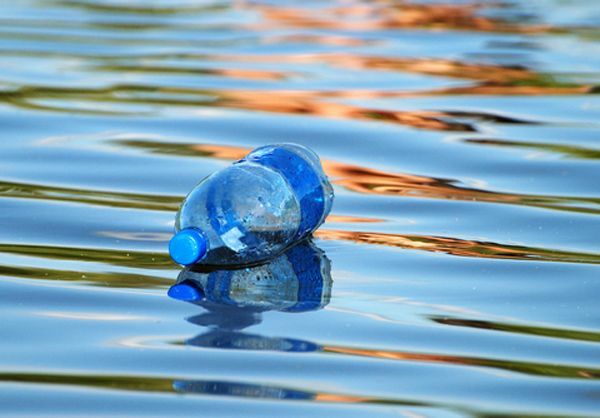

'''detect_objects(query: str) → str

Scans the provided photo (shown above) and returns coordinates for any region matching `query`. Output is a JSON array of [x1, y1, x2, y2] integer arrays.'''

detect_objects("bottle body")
[[171, 144, 334, 266]]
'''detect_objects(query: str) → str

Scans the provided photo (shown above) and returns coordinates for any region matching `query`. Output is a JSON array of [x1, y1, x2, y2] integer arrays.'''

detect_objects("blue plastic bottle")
[[169, 144, 334, 266]]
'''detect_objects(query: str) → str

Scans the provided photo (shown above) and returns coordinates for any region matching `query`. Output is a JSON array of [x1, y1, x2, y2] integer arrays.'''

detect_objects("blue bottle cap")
[[168, 281, 204, 302], [169, 228, 208, 266]]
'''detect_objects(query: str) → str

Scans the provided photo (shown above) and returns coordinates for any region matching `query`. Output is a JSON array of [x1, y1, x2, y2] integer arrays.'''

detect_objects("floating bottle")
[[169, 143, 334, 266]]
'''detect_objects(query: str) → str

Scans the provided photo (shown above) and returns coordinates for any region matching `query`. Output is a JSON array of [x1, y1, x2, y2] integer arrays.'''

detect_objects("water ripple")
[[1, 1, 600, 417]]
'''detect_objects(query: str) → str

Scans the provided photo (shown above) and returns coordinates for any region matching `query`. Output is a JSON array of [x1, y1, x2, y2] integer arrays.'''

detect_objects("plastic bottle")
[[169, 143, 334, 266]]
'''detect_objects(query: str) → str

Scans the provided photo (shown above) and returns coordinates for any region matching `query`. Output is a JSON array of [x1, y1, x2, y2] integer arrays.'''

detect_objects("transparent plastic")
[[171, 143, 334, 266]]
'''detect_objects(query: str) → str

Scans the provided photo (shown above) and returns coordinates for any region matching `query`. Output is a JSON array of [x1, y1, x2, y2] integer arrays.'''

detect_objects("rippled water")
[[1, 1, 600, 417]]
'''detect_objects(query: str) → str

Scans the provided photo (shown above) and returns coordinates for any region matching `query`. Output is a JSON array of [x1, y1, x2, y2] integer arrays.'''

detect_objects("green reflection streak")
[[0, 180, 181, 212], [465, 139, 600, 160], [0, 84, 218, 116], [0, 371, 593, 417], [116, 140, 216, 158], [0, 18, 235, 33], [0, 244, 175, 270], [0, 264, 170, 289], [91, 64, 289, 80], [0, 29, 247, 48], [0, 372, 427, 407], [324, 345, 600, 380], [506, 73, 586, 89], [57, 0, 229, 15], [474, 358, 600, 379], [0, 372, 174, 392], [93, 64, 233, 76], [430, 316, 600, 343]]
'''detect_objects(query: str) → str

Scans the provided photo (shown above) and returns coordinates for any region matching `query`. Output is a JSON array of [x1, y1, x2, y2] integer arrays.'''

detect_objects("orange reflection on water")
[[324, 54, 536, 84], [213, 68, 289, 81], [203, 52, 593, 96], [322, 159, 600, 215], [315, 229, 599, 264], [320, 55, 594, 96], [327, 214, 384, 224], [252, 1, 551, 33], [314, 393, 373, 403], [323, 160, 482, 200], [191, 144, 248, 160], [325, 345, 466, 365], [265, 33, 373, 47], [215, 89, 475, 131]]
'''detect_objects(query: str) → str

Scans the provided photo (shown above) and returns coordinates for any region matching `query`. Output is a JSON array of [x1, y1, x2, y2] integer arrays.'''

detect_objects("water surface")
[[1, 1, 600, 417]]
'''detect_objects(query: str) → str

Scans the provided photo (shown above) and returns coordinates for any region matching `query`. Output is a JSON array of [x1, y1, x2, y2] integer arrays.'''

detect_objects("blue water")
[[1, 1, 599, 417]]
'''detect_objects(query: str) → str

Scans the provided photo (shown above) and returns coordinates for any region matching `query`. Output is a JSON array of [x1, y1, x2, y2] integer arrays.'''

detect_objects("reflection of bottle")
[[168, 240, 332, 353], [169, 239, 332, 313], [173, 380, 314, 401], [169, 144, 334, 267], [186, 331, 319, 353]]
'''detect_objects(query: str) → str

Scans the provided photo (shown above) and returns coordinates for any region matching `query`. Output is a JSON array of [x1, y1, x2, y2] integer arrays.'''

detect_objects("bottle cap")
[[168, 281, 204, 302], [169, 228, 207, 266]]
